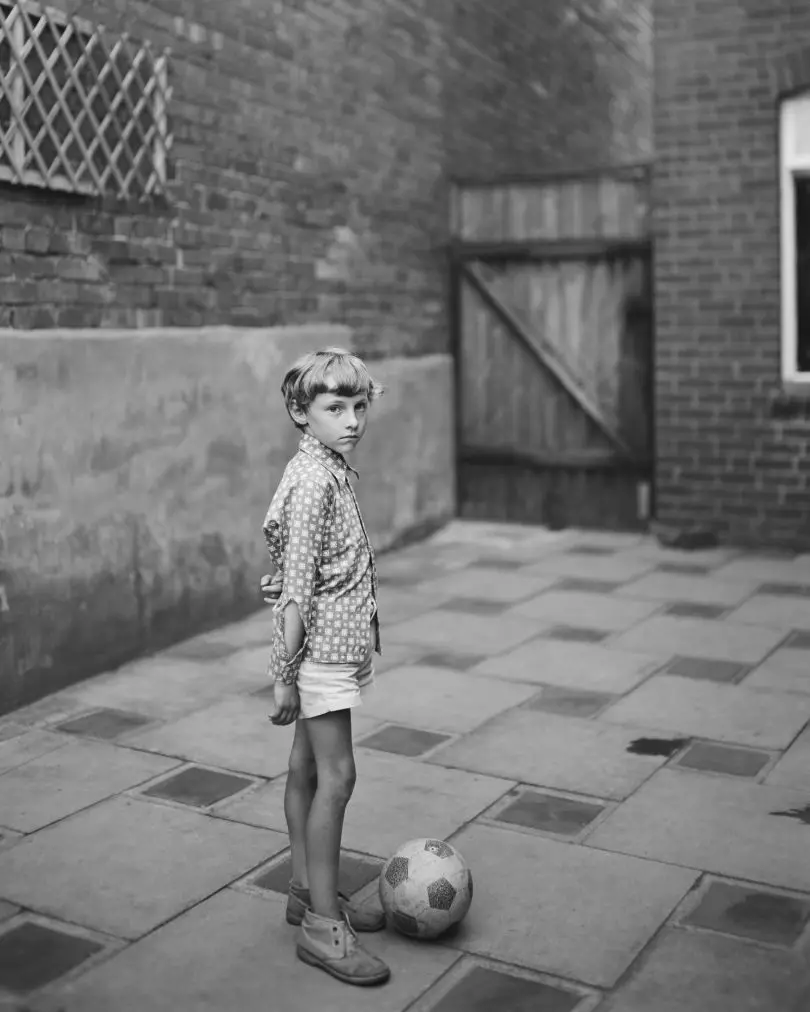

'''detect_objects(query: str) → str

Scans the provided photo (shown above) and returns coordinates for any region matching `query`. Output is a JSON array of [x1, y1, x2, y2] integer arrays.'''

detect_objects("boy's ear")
[[288, 399, 308, 426]]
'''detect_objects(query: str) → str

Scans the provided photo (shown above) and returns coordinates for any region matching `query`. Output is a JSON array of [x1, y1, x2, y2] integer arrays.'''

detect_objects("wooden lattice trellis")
[[0, 0, 172, 198]]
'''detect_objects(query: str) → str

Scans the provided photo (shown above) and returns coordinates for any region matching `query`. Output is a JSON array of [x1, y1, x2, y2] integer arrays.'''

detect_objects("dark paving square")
[[657, 562, 711, 575], [0, 921, 103, 994], [758, 582, 810, 598], [439, 597, 507, 617], [429, 965, 581, 1012], [565, 545, 615, 556], [474, 557, 527, 570], [254, 851, 383, 897], [419, 652, 485, 671], [664, 602, 727, 620], [494, 788, 604, 837], [555, 577, 622, 593], [664, 656, 749, 683], [166, 640, 239, 661], [142, 766, 254, 808], [378, 569, 426, 587], [55, 708, 153, 741], [525, 686, 615, 718], [684, 882, 810, 947], [357, 724, 452, 758], [544, 625, 608, 644], [676, 742, 771, 778], [783, 630, 810, 650]]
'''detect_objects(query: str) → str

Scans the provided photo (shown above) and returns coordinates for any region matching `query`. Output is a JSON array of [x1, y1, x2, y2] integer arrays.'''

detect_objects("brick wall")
[[0, 0, 651, 356], [654, 0, 810, 549]]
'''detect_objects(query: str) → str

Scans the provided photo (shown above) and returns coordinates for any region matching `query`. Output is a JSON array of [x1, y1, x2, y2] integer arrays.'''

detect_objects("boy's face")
[[293, 389, 369, 455]]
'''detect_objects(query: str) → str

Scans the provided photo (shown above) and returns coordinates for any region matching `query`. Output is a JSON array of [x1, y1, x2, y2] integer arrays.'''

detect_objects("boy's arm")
[[269, 479, 331, 685]]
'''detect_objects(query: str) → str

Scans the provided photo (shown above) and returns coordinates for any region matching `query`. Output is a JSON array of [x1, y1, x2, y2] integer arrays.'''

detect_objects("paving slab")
[[414, 567, 557, 604], [68, 656, 262, 721], [610, 615, 785, 663], [217, 750, 514, 859], [509, 590, 660, 632], [445, 823, 697, 988], [472, 640, 664, 693], [429, 709, 669, 800], [0, 796, 282, 940], [766, 726, 810, 791], [599, 927, 810, 1012], [711, 556, 807, 584], [31, 886, 458, 1012], [599, 674, 810, 748], [616, 572, 757, 607], [376, 584, 450, 625], [743, 648, 810, 694], [383, 610, 540, 656], [0, 730, 69, 775], [356, 665, 536, 734], [587, 769, 810, 891], [0, 739, 179, 833], [521, 552, 655, 583], [126, 696, 380, 779], [727, 593, 810, 630], [679, 878, 810, 947]]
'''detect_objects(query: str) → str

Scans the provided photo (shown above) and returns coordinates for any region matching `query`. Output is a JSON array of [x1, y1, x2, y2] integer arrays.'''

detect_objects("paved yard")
[[1, 521, 810, 1011]]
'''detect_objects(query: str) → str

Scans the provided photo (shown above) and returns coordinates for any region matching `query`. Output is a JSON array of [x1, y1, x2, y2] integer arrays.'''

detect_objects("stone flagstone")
[[521, 552, 655, 583], [0, 739, 179, 834], [0, 730, 69, 776], [429, 709, 670, 800], [743, 648, 810, 694], [599, 928, 810, 1012], [766, 726, 810, 791], [31, 888, 459, 1012], [509, 590, 660, 632], [610, 615, 785, 663], [217, 750, 514, 859], [356, 665, 536, 734], [727, 593, 810, 630], [414, 566, 557, 603], [384, 610, 540, 656], [126, 696, 380, 779], [587, 769, 810, 891], [0, 796, 283, 940], [472, 640, 664, 693], [616, 572, 757, 607], [599, 674, 810, 749], [446, 822, 697, 988]]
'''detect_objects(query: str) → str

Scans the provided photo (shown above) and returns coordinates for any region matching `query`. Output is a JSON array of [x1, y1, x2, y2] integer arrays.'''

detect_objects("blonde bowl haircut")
[[281, 347, 385, 428]]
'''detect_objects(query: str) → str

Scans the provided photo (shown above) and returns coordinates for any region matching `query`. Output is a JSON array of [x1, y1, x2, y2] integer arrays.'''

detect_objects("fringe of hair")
[[281, 348, 384, 423]]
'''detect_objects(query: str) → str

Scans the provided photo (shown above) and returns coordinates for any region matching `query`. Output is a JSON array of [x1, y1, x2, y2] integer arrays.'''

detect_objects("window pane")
[[796, 176, 810, 373]]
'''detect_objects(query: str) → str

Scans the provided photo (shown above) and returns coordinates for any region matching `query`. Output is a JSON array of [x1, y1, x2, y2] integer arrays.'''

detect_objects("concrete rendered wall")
[[0, 326, 453, 714]]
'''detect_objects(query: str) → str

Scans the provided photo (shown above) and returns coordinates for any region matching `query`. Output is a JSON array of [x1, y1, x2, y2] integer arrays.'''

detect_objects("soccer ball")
[[378, 838, 473, 940]]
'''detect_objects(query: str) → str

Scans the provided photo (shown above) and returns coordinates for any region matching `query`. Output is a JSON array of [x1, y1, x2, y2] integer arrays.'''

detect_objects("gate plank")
[[461, 261, 639, 463]]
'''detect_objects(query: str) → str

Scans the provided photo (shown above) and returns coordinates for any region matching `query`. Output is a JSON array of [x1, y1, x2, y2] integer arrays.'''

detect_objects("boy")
[[260, 348, 390, 987]]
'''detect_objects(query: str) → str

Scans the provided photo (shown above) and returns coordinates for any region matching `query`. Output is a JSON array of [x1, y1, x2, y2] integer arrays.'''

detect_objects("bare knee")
[[288, 749, 317, 788], [319, 757, 356, 805]]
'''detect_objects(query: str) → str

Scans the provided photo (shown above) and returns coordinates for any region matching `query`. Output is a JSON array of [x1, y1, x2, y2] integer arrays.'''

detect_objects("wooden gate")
[[450, 164, 654, 532]]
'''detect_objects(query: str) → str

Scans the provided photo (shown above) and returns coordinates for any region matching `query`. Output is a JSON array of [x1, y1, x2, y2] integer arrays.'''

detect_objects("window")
[[0, 1, 171, 199], [780, 91, 810, 383]]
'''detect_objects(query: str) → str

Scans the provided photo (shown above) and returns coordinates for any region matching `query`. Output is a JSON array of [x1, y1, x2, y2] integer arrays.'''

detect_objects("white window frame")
[[780, 91, 810, 385], [0, 0, 171, 199]]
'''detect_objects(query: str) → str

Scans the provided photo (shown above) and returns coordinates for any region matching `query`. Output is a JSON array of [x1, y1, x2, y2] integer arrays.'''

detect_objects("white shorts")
[[297, 642, 375, 720]]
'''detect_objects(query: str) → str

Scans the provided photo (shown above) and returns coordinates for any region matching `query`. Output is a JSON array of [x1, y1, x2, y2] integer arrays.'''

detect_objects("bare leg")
[[304, 709, 356, 921], [285, 719, 317, 889]]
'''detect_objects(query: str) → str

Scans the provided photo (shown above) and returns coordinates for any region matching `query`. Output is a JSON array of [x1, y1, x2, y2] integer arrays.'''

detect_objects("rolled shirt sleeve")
[[265, 475, 333, 684]]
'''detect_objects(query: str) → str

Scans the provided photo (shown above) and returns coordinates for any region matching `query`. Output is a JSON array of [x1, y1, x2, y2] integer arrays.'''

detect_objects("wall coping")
[[0, 324, 355, 343]]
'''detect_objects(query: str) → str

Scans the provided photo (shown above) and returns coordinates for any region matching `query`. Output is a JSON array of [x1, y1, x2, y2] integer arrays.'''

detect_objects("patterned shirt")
[[263, 432, 380, 684]]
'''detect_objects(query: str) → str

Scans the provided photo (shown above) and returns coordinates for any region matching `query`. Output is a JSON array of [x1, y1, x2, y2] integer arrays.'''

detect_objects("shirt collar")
[[299, 432, 359, 481]]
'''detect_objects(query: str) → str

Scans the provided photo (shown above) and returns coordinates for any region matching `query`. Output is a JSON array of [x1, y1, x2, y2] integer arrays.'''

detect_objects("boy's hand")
[[260, 572, 283, 605], [270, 680, 300, 726]]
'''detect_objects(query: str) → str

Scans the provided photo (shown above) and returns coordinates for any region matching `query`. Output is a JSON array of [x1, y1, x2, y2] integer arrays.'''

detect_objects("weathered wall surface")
[[0, 326, 453, 714], [654, 0, 810, 548], [0, 0, 652, 353]]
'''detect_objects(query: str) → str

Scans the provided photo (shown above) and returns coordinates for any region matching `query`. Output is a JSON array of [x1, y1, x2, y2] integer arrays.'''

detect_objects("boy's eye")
[[356, 403, 367, 413], [329, 406, 342, 414]]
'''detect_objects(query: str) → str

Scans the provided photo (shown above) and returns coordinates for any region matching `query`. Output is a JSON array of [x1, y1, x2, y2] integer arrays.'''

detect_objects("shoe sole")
[[296, 945, 391, 986]]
